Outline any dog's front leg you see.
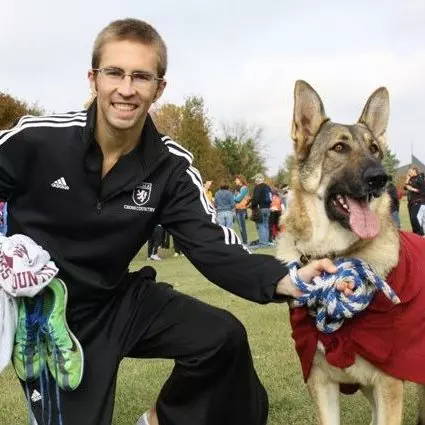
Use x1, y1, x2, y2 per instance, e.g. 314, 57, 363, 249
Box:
307, 366, 340, 425
365, 373, 403, 425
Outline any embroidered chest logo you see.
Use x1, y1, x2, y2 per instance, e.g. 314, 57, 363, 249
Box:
124, 182, 155, 212
133, 183, 152, 206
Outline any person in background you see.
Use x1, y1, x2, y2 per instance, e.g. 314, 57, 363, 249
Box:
269, 188, 282, 242
279, 185, 290, 210
214, 182, 235, 228
233, 175, 250, 246
250, 173, 272, 248
147, 224, 164, 261
173, 237, 185, 257
404, 167, 425, 235
386, 176, 400, 229
203, 180, 213, 204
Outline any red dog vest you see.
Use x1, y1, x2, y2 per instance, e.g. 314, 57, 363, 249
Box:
290, 231, 425, 388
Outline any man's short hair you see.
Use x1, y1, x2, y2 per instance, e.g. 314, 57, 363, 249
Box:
92, 18, 168, 78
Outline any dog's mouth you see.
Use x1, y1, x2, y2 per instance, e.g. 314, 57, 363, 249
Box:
327, 192, 380, 240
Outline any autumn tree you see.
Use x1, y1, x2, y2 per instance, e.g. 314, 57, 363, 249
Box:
0, 92, 43, 130
151, 103, 183, 141
153, 97, 228, 184
214, 122, 267, 181
382, 148, 400, 178
274, 154, 295, 187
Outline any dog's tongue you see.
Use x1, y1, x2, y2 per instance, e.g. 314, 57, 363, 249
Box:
346, 196, 380, 239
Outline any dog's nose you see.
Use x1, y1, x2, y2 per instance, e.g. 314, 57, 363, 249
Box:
363, 166, 388, 191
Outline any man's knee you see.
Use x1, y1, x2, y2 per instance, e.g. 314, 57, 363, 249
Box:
210, 310, 249, 358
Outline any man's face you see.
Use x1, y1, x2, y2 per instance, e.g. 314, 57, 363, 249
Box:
88, 40, 166, 133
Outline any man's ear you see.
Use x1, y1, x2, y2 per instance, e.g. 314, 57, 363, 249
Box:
358, 87, 389, 138
153, 79, 167, 103
291, 80, 328, 161
87, 70, 97, 96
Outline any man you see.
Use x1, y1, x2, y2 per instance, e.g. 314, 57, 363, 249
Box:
214, 182, 235, 228
279, 184, 290, 210
203, 180, 214, 204
0, 19, 343, 425
404, 167, 425, 235
250, 173, 272, 248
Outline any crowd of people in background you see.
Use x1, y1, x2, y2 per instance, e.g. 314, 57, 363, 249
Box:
145, 166, 425, 261
145, 174, 290, 260
208, 174, 290, 249
0, 169, 422, 261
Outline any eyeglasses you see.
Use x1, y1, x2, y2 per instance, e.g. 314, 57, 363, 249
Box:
92, 67, 163, 87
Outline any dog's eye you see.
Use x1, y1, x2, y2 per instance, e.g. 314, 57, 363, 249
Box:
369, 144, 379, 154
332, 143, 348, 153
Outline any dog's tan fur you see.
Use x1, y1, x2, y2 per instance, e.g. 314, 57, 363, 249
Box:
277, 80, 425, 424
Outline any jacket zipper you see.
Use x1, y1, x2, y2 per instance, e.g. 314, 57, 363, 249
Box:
95, 152, 169, 214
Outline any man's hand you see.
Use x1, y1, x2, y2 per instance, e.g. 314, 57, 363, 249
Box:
276, 259, 354, 298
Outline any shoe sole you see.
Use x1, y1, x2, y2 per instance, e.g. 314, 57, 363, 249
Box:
53, 278, 85, 390
136, 412, 150, 425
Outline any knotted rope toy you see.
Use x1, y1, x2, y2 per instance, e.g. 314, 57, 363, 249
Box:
288, 258, 400, 333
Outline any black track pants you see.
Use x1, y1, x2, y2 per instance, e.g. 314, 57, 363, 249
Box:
23, 267, 268, 425
409, 202, 424, 235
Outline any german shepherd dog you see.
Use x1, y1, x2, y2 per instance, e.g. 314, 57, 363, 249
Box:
276, 81, 425, 425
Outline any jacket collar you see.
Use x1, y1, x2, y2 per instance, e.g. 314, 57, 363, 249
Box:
82, 100, 169, 199
83, 101, 168, 162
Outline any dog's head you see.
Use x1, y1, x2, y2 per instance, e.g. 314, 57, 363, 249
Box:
290, 80, 390, 241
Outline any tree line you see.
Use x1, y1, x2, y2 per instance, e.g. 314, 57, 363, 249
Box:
0, 92, 400, 189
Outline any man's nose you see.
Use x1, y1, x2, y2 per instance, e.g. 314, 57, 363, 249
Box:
117, 75, 136, 96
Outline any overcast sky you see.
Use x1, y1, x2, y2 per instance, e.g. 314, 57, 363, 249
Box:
1, 0, 424, 174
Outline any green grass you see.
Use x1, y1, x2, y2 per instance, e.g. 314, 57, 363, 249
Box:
0, 200, 418, 424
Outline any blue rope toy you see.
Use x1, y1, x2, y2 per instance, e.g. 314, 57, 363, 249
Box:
288, 258, 400, 334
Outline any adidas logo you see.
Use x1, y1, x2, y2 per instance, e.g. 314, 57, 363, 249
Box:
51, 177, 69, 190
31, 389, 42, 403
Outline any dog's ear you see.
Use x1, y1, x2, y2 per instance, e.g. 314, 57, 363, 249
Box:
358, 87, 389, 138
291, 80, 328, 161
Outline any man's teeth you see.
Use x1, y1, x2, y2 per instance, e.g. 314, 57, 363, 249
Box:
113, 103, 136, 111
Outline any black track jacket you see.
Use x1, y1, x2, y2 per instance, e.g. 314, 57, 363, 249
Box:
0, 103, 288, 316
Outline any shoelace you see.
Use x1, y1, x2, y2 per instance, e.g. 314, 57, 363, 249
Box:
22, 297, 63, 425
288, 258, 400, 333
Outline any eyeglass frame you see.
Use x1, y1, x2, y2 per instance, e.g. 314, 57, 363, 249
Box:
92, 67, 164, 85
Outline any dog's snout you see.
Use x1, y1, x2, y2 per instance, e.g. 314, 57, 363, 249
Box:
363, 167, 388, 191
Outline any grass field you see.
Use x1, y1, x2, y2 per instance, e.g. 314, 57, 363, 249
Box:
0, 200, 419, 424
